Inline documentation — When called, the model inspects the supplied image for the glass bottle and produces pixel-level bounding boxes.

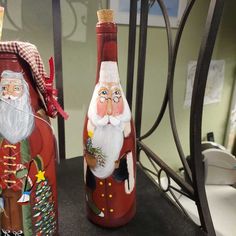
[83,9,136,228]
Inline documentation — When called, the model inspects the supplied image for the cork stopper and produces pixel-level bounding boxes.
[97,9,114,23]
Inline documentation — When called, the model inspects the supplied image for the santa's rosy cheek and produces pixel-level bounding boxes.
[97,101,107,117]
[112,100,124,116]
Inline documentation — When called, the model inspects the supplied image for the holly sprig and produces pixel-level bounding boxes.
[86,131,106,167]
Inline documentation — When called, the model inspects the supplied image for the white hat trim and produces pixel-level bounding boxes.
[99,61,120,83]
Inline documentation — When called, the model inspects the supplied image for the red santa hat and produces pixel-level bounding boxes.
[99,61,120,83]
[0,41,68,119]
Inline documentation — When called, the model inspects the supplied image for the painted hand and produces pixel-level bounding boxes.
[85,152,97,168]
[115,160,120,169]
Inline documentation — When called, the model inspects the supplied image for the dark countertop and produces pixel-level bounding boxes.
[57,157,205,236]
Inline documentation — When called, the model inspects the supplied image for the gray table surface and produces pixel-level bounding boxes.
[57,157,205,236]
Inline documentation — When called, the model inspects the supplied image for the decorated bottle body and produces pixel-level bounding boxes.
[83,9,136,228]
[0,52,58,236]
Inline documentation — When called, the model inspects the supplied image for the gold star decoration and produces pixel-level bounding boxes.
[88,130,94,138]
[35,170,45,183]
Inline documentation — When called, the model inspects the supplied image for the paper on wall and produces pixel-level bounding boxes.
[184,60,225,107]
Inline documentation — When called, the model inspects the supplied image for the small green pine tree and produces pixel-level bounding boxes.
[33,179,56,235]
[86,137,106,167]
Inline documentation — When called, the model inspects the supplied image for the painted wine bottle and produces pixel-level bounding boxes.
[83,9,136,227]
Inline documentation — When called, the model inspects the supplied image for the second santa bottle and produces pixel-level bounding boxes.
[83,9,136,227]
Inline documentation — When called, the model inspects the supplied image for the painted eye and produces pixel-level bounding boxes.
[101,90,107,95]
[2,86,6,90]
[114,90,121,96]
[14,86,20,91]
[99,89,108,97]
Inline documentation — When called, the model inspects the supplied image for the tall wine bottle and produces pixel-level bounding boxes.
[83,9,136,227]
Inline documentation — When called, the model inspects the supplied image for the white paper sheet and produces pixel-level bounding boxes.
[184,60,225,107]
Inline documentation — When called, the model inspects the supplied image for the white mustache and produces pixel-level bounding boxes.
[2,94,18,100]
[97,115,121,126]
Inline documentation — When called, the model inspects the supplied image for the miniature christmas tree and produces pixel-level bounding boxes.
[33,171,56,235]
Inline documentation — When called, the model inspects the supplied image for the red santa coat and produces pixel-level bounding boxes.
[84,118,136,228]
[0,112,58,234]
[0,113,57,193]
[0,46,60,235]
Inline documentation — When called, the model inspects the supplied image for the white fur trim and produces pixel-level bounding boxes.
[123,122,131,138]
[1,70,24,80]
[87,119,95,134]
[125,152,135,194]
[99,61,120,83]
[98,211,105,217]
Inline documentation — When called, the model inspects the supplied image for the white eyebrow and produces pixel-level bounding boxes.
[111,85,121,91]
[99,84,109,90]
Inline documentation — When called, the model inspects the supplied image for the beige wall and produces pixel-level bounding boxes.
[1,1,235,171]
[137,1,236,169]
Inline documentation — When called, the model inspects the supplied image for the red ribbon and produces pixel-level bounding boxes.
[44,57,68,120]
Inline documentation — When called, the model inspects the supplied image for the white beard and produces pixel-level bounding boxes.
[91,124,124,179]
[87,83,132,179]
[0,95,34,144]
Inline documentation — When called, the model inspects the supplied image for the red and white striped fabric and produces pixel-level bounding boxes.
[0,41,68,119]
[0,41,46,94]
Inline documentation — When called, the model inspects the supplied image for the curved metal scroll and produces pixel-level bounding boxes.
[190,0,225,234]
[126,0,138,109]
[127,0,225,234]
[134,0,194,181]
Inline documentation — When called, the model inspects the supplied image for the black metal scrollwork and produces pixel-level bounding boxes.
[127,0,225,235]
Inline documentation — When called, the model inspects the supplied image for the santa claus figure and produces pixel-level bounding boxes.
[0,70,34,144]
[84,61,136,227]
[0,41,66,235]
[0,70,57,235]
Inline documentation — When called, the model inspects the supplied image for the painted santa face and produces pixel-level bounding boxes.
[97,82,124,118]
[0,71,34,144]
[1,78,24,100]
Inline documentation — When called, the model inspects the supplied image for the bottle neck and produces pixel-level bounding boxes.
[96,22,117,84]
